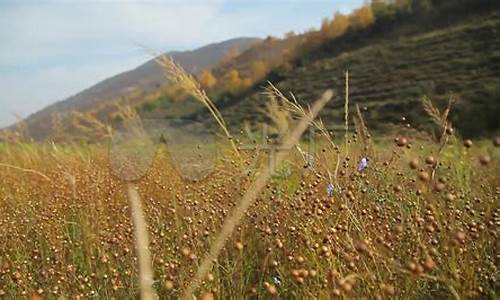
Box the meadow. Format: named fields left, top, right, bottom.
left=0, top=84, right=498, bottom=299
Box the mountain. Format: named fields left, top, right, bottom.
left=196, top=1, right=500, bottom=138
left=7, top=0, right=500, bottom=141
left=13, top=37, right=261, bottom=140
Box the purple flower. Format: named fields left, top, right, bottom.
left=357, top=157, right=368, bottom=172
left=327, top=183, right=334, bottom=197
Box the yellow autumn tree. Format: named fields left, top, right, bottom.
left=250, top=60, right=269, bottom=81
left=350, top=5, right=375, bottom=29
left=198, top=70, right=217, bottom=90
left=225, top=69, right=243, bottom=93
left=320, top=17, right=331, bottom=38
left=329, top=12, right=350, bottom=38
left=320, top=12, right=350, bottom=40
left=241, top=78, right=252, bottom=89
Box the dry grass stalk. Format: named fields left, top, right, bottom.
left=259, top=94, right=290, bottom=137
left=0, top=162, right=52, bottom=182
left=421, top=95, right=442, bottom=127
left=354, top=103, right=372, bottom=154
left=14, top=114, right=28, bottom=142
left=422, top=95, right=455, bottom=179
left=71, top=111, right=111, bottom=141
left=153, top=54, right=240, bottom=157
left=50, top=112, right=66, bottom=141
left=344, top=70, right=350, bottom=156
left=127, top=183, right=157, bottom=300
left=264, top=82, right=341, bottom=182
left=183, top=89, right=333, bottom=299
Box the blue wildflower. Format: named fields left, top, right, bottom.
left=327, top=183, right=334, bottom=197
left=357, top=157, right=368, bottom=172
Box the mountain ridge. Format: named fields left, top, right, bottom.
left=8, top=37, right=261, bottom=139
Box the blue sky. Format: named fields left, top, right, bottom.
left=0, top=0, right=363, bottom=127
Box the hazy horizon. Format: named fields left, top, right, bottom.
left=0, top=0, right=362, bottom=128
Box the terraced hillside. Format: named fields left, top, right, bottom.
left=214, top=12, right=500, bottom=137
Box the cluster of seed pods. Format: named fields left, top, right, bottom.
left=0, top=133, right=497, bottom=298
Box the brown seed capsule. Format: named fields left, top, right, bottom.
left=181, top=248, right=190, bottom=257
left=382, top=284, right=395, bottom=295
left=463, top=139, right=473, bottom=148
left=445, top=193, right=455, bottom=201
left=165, top=280, right=174, bottom=290
left=479, top=155, right=491, bottom=165
left=434, top=183, right=445, bottom=192
left=455, top=231, right=466, bottom=242
left=29, top=294, right=42, bottom=300
left=408, top=262, right=416, bottom=272
left=418, top=171, right=430, bottom=182
left=494, top=137, right=500, bottom=147
left=409, top=159, right=419, bottom=169
left=235, top=242, right=244, bottom=251
left=423, top=256, right=436, bottom=271
left=425, top=156, right=436, bottom=165
left=395, top=137, right=408, bottom=147
left=266, top=283, right=277, bottom=295
left=200, top=292, right=214, bottom=300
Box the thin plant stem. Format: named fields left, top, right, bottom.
left=182, top=89, right=333, bottom=299
left=127, top=183, right=157, bottom=300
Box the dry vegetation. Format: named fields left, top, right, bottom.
left=0, top=2, right=499, bottom=297
left=0, top=77, right=498, bottom=299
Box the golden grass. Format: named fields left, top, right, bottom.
left=0, top=57, right=498, bottom=299
left=153, top=54, right=240, bottom=158
left=183, top=89, right=333, bottom=299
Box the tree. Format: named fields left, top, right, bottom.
left=198, top=70, right=217, bottom=90
left=220, top=47, right=241, bottom=65
left=329, top=12, right=350, bottom=37
left=284, top=30, right=296, bottom=39
left=371, top=0, right=394, bottom=20
left=320, top=17, right=332, bottom=38
left=250, top=60, right=269, bottom=81
left=349, top=5, right=375, bottom=29
left=225, top=69, right=243, bottom=93
left=395, top=0, right=411, bottom=12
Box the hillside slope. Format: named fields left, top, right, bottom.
left=15, top=37, right=260, bottom=140
left=211, top=11, right=500, bottom=137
